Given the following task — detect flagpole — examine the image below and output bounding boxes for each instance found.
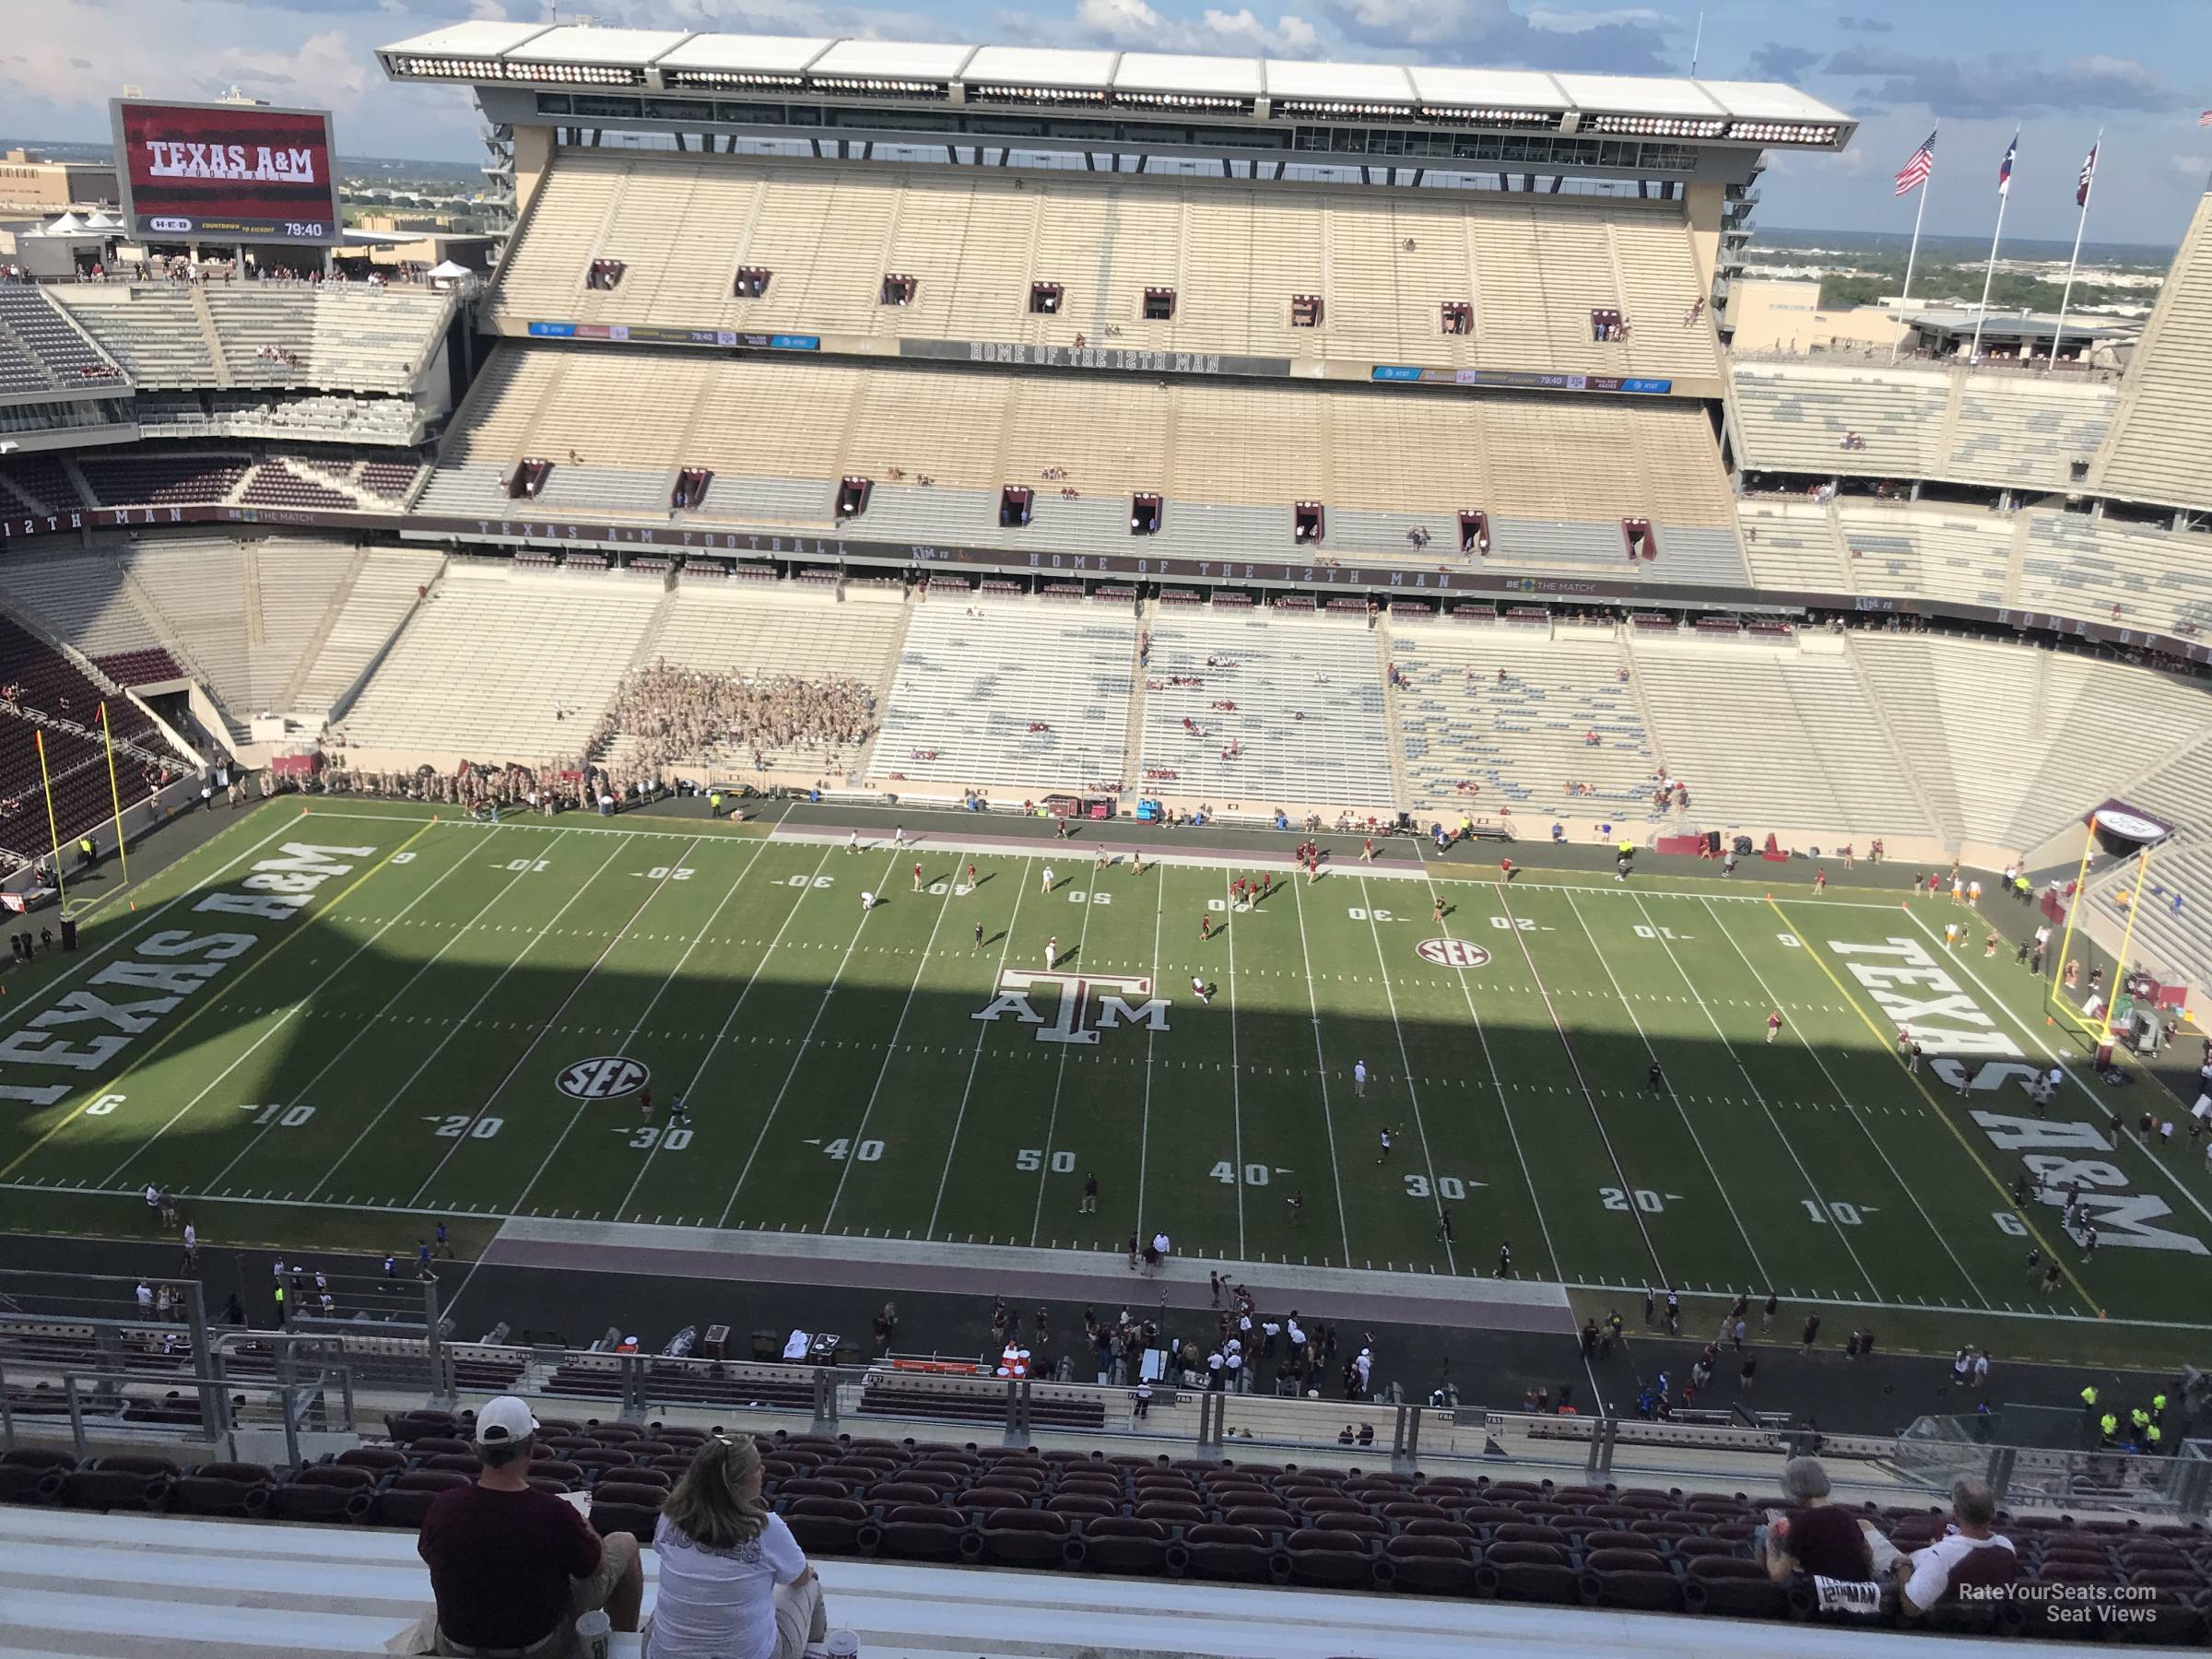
[1890,164,1933,364]
[1968,134,2017,364]
[2049,128,2100,371]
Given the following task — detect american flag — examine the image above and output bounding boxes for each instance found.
[1998,132,2018,195]
[2201,111,2212,126]
[1894,129,1936,195]
[2077,142,2099,207]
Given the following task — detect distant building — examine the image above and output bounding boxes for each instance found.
[0,147,119,214]
[1724,276,2136,366]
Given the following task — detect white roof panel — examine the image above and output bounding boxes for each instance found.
[380,21,555,59]
[1550,73,1726,116]
[656,35,835,75]
[1115,53,1264,97]
[506,26,690,67]
[1695,79,1853,125]
[811,39,976,78]
[962,47,1119,89]
[1264,61,1416,103]
[1403,67,1567,110]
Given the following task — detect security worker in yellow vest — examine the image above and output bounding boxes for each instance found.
[2098,1411,2119,1446]
[709,791,723,818]
[2151,1391,2168,1421]
[2146,1422,2163,1453]
[2079,1382,2100,1415]
[2131,1406,2151,1436]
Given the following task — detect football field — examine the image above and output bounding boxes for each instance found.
[4,800,2209,1359]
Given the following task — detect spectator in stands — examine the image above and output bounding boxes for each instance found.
[1894,1477,2019,1616]
[1761,1456,1879,1583]
[412,1395,642,1657]
[643,1434,826,1659]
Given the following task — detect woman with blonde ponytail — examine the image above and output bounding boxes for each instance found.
[643,1435,825,1659]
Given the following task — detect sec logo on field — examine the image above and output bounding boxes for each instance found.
[557,1056,650,1100]
[1417,938,1490,969]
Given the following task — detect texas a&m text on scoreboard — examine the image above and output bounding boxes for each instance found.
[108,99,341,243]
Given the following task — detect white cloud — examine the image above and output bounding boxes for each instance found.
[1526,5,1664,34]
[2171,153,2211,178]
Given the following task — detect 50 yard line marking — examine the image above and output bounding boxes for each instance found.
[1027,861,1100,1248]
[0,817,440,1185]
[1218,867,1245,1257]
[926,863,1030,1240]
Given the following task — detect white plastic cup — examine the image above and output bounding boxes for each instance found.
[574,1608,611,1659]
[823,1631,860,1657]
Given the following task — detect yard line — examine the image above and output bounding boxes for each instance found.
[304,830,615,1196]
[1493,886,1666,1285]
[99,822,480,1187]
[2,817,439,1186]
[716,851,904,1228]
[199,829,548,1194]
[1559,888,1770,1284]
[1286,871,1354,1269]
[615,843,826,1222]
[1027,865,1102,1247]
[820,859,956,1232]
[926,864,1030,1239]
[1421,881,1563,1285]
[1624,893,1879,1300]
[0,811,305,1031]
[404,836,695,1206]
[1114,857,1175,1250]
[1700,895,1989,1309]
[1890,902,2212,1240]
[1218,869,1245,1257]
[1355,876,1455,1275]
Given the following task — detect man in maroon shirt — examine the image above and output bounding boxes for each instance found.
[416,1397,641,1656]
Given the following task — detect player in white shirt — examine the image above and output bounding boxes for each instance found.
[1044,935,1058,969]
[1353,1060,1369,1098]
[1041,865,1055,895]
[861,890,877,911]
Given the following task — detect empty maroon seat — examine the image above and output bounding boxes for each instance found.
[420,1453,482,1477]
[895,1468,963,1493]
[1458,1504,1523,1530]
[1383,1534,1475,1594]
[1313,1512,1386,1539]
[959,1486,1035,1513]
[1403,1518,1477,1544]
[1285,1527,1372,1588]
[337,1446,407,1474]
[1631,1518,1699,1542]
[979,1508,1069,1567]
[1578,1529,1649,1554]
[1583,1547,1682,1611]
[863,1480,943,1508]
[64,1454,177,1512]
[1482,1541,1580,1604]
[408,1438,474,1458]
[1182,1523,1272,1582]
[878,1504,968,1562]
[783,1496,868,1554]
[1672,1535,1741,1560]
[1135,1500,1208,1528]
[1484,1481,1545,1501]
[173,1461,274,1519]
[1618,1489,1680,1512]
[1222,1505,1296,1534]
[269,1464,376,1523]
[1683,1554,1790,1618]
[371,1469,468,1527]
[1045,1492,1118,1520]
[1493,1523,1571,1549]
[570,1450,638,1478]
[0,1447,76,1504]
[1086,1516,1171,1574]
[1382,1501,1448,1524]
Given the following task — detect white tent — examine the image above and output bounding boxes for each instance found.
[426,258,475,289]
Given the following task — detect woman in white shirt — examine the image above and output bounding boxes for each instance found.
[644,1436,826,1659]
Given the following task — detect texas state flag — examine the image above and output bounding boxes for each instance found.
[1997,132,2018,195]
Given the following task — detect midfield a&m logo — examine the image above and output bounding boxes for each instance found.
[973,971,1171,1045]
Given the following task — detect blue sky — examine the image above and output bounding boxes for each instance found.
[6,0,2207,246]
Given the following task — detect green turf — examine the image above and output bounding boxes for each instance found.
[4,799,2209,1367]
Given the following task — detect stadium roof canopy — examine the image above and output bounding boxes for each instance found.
[378,23,1853,148]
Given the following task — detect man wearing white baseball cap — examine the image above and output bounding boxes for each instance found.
[411,1396,642,1657]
